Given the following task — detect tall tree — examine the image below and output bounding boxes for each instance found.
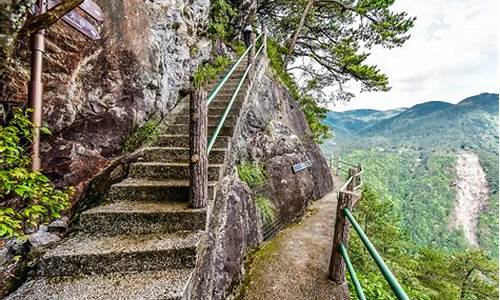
[260,0,415,101]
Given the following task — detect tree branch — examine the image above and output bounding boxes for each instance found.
[20,0,84,36]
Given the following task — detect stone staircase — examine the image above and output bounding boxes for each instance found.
[8,64,249,299]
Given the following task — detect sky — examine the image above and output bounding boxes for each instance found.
[331,0,498,112]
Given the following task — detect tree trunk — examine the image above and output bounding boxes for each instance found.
[284,0,315,65]
[189,88,208,208]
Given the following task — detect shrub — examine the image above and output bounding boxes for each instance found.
[255,196,276,222]
[193,55,232,88]
[207,0,235,40]
[122,114,161,154]
[237,162,266,188]
[0,109,72,238]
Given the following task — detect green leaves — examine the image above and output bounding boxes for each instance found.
[122,114,162,154]
[262,0,414,102]
[0,108,72,238]
[255,196,277,222]
[207,0,235,40]
[267,39,331,143]
[193,55,231,88]
[237,162,267,188]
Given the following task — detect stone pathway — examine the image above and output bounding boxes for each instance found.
[239,176,348,300]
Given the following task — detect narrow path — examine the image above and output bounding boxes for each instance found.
[239,176,348,300]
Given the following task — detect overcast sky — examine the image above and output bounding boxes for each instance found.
[331,0,498,112]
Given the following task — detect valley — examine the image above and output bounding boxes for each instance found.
[321,93,499,256]
[321,93,499,299]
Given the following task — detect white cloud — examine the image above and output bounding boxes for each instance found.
[332,0,498,111]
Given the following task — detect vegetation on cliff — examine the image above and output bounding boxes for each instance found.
[349,184,498,299]
[322,94,499,298]
[0,109,72,238]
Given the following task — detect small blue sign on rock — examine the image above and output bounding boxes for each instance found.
[292,160,313,173]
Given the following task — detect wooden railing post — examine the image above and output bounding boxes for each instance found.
[248,31,256,68]
[336,157,341,176]
[189,86,208,208]
[262,22,267,54]
[329,168,357,283]
[356,164,362,186]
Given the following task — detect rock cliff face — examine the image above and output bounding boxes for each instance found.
[1,0,211,198]
[2,3,334,298]
[450,152,490,246]
[188,56,333,299]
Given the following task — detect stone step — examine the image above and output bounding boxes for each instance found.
[37,231,202,277]
[181,105,241,116]
[206,86,239,96]
[207,89,248,98]
[139,147,226,164]
[153,135,230,148]
[6,269,193,300]
[216,68,246,80]
[166,124,235,136]
[129,162,222,181]
[77,201,207,235]
[174,115,237,126]
[108,179,216,202]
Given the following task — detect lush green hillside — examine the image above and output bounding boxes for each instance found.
[321,93,499,255]
[322,93,499,299]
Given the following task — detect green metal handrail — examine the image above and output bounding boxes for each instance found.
[338,167,349,174]
[254,42,265,58]
[339,243,366,300]
[207,64,251,153]
[207,33,262,106]
[343,208,410,300]
[207,39,265,154]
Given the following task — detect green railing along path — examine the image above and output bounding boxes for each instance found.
[189,29,265,208]
[206,34,262,106]
[342,208,410,300]
[329,158,410,300]
[207,34,263,153]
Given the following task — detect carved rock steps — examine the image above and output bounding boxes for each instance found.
[7,63,247,299]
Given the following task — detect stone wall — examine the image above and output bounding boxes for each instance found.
[1,0,211,199]
[187,56,333,300]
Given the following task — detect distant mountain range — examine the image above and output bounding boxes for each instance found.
[321,92,499,257]
[322,93,499,155]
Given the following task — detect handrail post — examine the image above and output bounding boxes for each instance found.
[248,31,256,68]
[336,157,341,176]
[189,85,208,208]
[355,164,362,186]
[329,168,357,282]
[262,22,267,55]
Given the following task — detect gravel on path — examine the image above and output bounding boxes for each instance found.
[238,176,349,300]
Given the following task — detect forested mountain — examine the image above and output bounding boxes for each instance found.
[321,93,499,299]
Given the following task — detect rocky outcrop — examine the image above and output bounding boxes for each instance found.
[1,0,211,198]
[5,54,251,300]
[450,152,490,246]
[188,56,333,300]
